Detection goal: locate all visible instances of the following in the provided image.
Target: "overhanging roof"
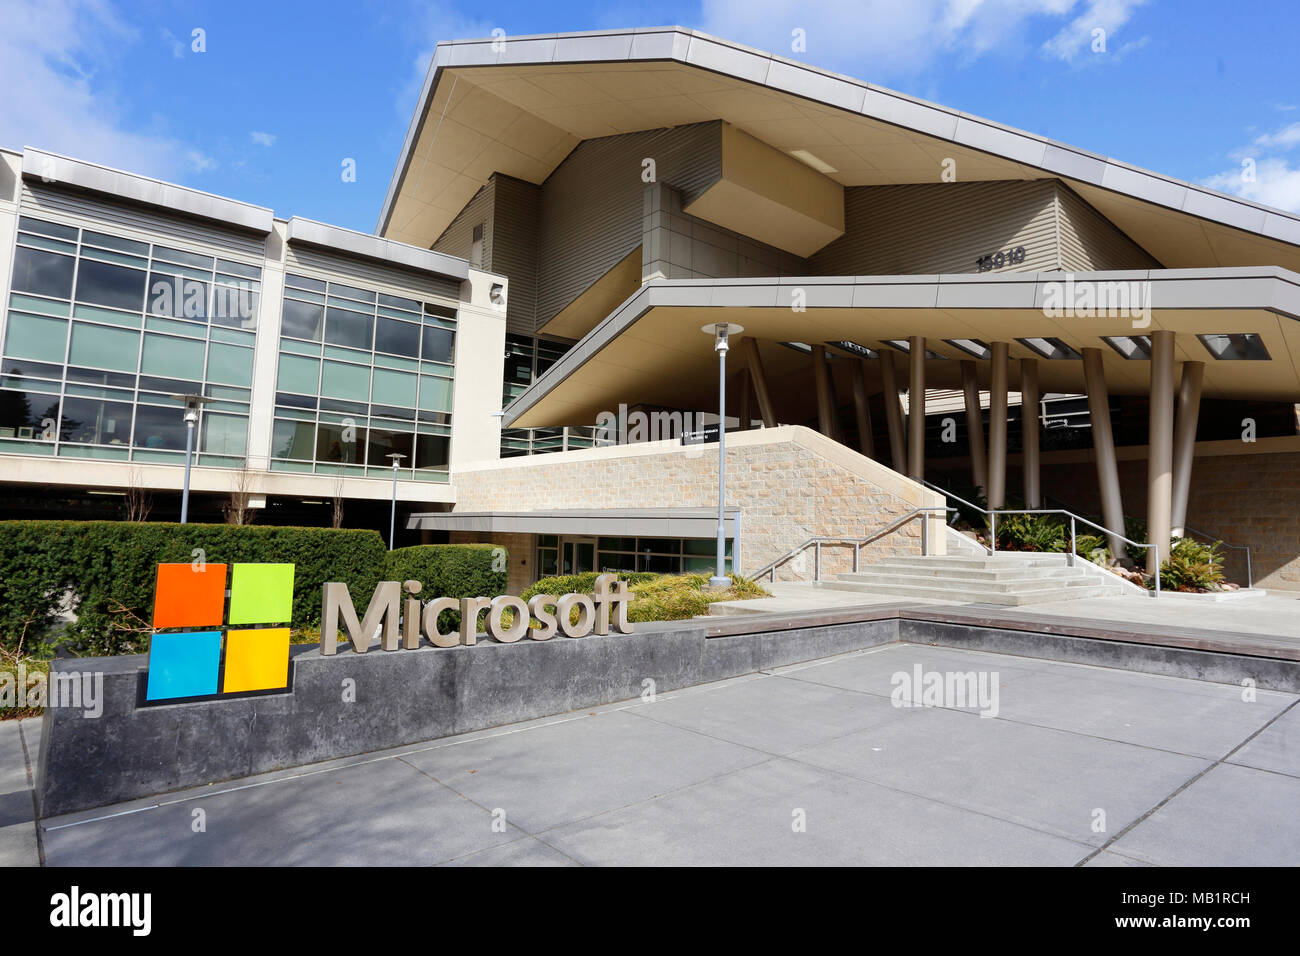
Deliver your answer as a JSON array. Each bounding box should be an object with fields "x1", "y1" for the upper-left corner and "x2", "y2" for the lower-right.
[
  {"x1": 407, "y1": 507, "x2": 739, "y2": 537},
  {"x1": 378, "y1": 26, "x2": 1300, "y2": 272},
  {"x1": 503, "y1": 269, "x2": 1300, "y2": 428}
]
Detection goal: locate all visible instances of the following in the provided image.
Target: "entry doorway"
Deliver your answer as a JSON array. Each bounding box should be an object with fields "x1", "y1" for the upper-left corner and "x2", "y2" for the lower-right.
[{"x1": 560, "y1": 537, "x2": 597, "y2": 575}]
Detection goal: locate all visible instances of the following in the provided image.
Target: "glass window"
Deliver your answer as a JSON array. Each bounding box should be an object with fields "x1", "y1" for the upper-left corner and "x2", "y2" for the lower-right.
[
  {"x1": 201, "y1": 413, "x2": 247, "y2": 456},
  {"x1": 207, "y1": 344, "x2": 253, "y2": 387},
  {"x1": 418, "y1": 375, "x2": 452, "y2": 412},
  {"x1": 330, "y1": 282, "x2": 375, "y2": 304},
  {"x1": 271, "y1": 419, "x2": 315, "y2": 460},
  {"x1": 68, "y1": 323, "x2": 139, "y2": 372},
  {"x1": 366, "y1": 428, "x2": 414, "y2": 467},
  {"x1": 280, "y1": 298, "x2": 324, "y2": 341},
  {"x1": 285, "y1": 273, "x2": 326, "y2": 293},
  {"x1": 378, "y1": 292, "x2": 420, "y2": 312},
  {"x1": 277, "y1": 354, "x2": 321, "y2": 394},
  {"x1": 375, "y1": 316, "x2": 419, "y2": 356},
  {"x1": 83, "y1": 231, "x2": 149, "y2": 256},
  {"x1": 211, "y1": 279, "x2": 258, "y2": 328},
  {"x1": 320, "y1": 361, "x2": 370, "y2": 402},
  {"x1": 4, "y1": 312, "x2": 67, "y2": 363},
  {"x1": 59, "y1": 395, "x2": 133, "y2": 445},
  {"x1": 18, "y1": 217, "x2": 78, "y2": 242},
  {"x1": 324, "y1": 306, "x2": 373, "y2": 350},
  {"x1": 371, "y1": 368, "x2": 416, "y2": 408},
  {"x1": 0, "y1": 388, "x2": 61, "y2": 439},
  {"x1": 75, "y1": 259, "x2": 146, "y2": 311},
  {"x1": 132, "y1": 404, "x2": 188, "y2": 450},
  {"x1": 316, "y1": 420, "x2": 365, "y2": 464},
  {"x1": 11, "y1": 247, "x2": 75, "y2": 300},
  {"x1": 414, "y1": 433, "x2": 449, "y2": 470},
  {"x1": 147, "y1": 273, "x2": 208, "y2": 319},
  {"x1": 153, "y1": 245, "x2": 213, "y2": 270},
  {"x1": 140, "y1": 333, "x2": 204, "y2": 380},
  {"x1": 421, "y1": 325, "x2": 455, "y2": 364}
]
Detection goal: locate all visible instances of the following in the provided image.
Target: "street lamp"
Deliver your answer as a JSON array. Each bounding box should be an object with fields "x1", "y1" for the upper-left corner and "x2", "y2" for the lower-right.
[
  {"x1": 700, "y1": 322, "x2": 744, "y2": 588},
  {"x1": 386, "y1": 452, "x2": 407, "y2": 550},
  {"x1": 171, "y1": 393, "x2": 210, "y2": 524}
]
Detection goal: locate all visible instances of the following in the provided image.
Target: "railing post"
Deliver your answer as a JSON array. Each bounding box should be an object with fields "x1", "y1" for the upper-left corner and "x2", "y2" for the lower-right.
[
  {"x1": 1154, "y1": 550, "x2": 1161, "y2": 597},
  {"x1": 990, "y1": 512, "x2": 997, "y2": 554},
  {"x1": 921, "y1": 512, "x2": 929, "y2": 556},
  {"x1": 853, "y1": 542, "x2": 859, "y2": 573},
  {"x1": 1069, "y1": 515, "x2": 1076, "y2": 568},
  {"x1": 1246, "y1": 549, "x2": 1253, "y2": 590},
  {"x1": 814, "y1": 541, "x2": 822, "y2": 582}
]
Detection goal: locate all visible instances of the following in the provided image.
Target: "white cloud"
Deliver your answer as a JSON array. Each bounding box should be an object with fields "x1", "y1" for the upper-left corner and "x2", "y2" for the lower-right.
[
  {"x1": 161, "y1": 27, "x2": 185, "y2": 59},
  {"x1": 0, "y1": 0, "x2": 214, "y2": 179},
  {"x1": 1203, "y1": 121, "x2": 1300, "y2": 213},
  {"x1": 249, "y1": 131, "x2": 277, "y2": 147},
  {"x1": 1041, "y1": 0, "x2": 1148, "y2": 63},
  {"x1": 694, "y1": 0, "x2": 1144, "y2": 79}
]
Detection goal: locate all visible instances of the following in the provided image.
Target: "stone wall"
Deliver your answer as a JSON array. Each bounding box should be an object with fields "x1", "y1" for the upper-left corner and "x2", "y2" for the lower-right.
[{"x1": 450, "y1": 426, "x2": 947, "y2": 583}]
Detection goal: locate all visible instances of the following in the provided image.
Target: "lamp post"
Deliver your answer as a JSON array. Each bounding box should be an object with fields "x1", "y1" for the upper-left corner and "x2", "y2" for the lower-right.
[
  {"x1": 386, "y1": 452, "x2": 407, "y2": 550},
  {"x1": 171, "y1": 393, "x2": 210, "y2": 524},
  {"x1": 701, "y1": 323, "x2": 743, "y2": 588}
]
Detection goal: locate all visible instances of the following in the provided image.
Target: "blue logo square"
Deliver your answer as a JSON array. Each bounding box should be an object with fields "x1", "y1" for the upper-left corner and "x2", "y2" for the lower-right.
[{"x1": 145, "y1": 631, "x2": 222, "y2": 701}]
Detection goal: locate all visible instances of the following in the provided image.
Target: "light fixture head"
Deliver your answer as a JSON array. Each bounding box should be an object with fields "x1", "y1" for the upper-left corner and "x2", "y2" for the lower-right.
[{"x1": 702, "y1": 322, "x2": 744, "y2": 352}]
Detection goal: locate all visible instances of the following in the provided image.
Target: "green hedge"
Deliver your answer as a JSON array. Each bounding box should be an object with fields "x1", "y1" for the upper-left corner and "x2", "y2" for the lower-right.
[
  {"x1": 0, "y1": 521, "x2": 387, "y2": 657},
  {"x1": 385, "y1": 544, "x2": 508, "y2": 599},
  {"x1": 519, "y1": 571, "x2": 659, "y2": 602}
]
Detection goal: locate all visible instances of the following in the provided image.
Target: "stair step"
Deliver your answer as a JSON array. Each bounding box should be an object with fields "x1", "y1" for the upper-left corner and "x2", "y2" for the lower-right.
[
  {"x1": 837, "y1": 570, "x2": 1094, "y2": 592},
  {"x1": 817, "y1": 579, "x2": 1126, "y2": 605},
  {"x1": 891, "y1": 554, "x2": 1067, "y2": 570},
  {"x1": 843, "y1": 565, "x2": 1079, "y2": 583}
]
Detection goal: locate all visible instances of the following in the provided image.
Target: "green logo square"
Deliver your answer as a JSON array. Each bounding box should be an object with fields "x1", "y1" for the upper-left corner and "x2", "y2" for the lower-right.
[{"x1": 228, "y1": 563, "x2": 295, "y2": 625}]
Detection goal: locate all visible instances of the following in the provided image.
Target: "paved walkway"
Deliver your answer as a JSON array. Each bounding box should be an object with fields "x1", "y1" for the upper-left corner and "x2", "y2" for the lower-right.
[{"x1": 22, "y1": 643, "x2": 1300, "y2": 866}]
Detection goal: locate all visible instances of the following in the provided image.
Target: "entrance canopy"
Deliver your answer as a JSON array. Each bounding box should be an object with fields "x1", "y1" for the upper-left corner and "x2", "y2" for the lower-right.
[
  {"x1": 407, "y1": 507, "x2": 740, "y2": 538},
  {"x1": 503, "y1": 269, "x2": 1300, "y2": 429}
]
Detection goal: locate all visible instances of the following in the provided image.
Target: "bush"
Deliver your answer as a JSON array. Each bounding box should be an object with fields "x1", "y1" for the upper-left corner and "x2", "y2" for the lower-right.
[
  {"x1": 1159, "y1": 537, "x2": 1225, "y2": 592},
  {"x1": 995, "y1": 513, "x2": 1066, "y2": 553},
  {"x1": 0, "y1": 521, "x2": 387, "y2": 657},
  {"x1": 522, "y1": 572, "x2": 766, "y2": 624},
  {"x1": 386, "y1": 543, "x2": 509, "y2": 632}
]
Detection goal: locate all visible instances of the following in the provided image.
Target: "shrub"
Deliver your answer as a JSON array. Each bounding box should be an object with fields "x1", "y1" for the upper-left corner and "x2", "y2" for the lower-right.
[
  {"x1": 522, "y1": 571, "x2": 766, "y2": 624},
  {"x1": 0, "y1": 521, "x2": 387, "y2": 657},
  {"x1": 386, "y1": 543, "x2": 509, "y2": 632},
  {"x1": 1159, "y1": 537, "x2": 1225, "y2": 592},
  {"x1": 994, "y1": 513, "x2": 1066, "y2": 553}
]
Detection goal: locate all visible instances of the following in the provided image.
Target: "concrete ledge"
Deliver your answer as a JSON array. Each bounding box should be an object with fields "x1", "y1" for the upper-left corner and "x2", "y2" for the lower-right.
[{"x1": 35, "y1": 617, "x2": 897, "y2": 817}]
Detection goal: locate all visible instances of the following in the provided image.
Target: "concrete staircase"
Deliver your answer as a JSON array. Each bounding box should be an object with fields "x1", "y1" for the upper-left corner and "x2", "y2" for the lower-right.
[{"x1": 816, "y1": 552, "x2": 1131, "y2": 606}]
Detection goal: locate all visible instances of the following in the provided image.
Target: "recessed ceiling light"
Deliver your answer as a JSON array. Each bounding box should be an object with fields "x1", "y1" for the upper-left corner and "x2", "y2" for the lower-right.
[
  {"x1": 790, "y1": 149, "x2": 838, "y2": 175},
  {"x1": 945, "y1": 338, "x2": 991, "y2": 359},
  {"x1": 1101, "y1": 335, "x2": 1152, "y2": 359},
  {"x1": 1017, "y1": 337, "x2": 1082, "y2": 360},
  {"x1": 1197, "y1": 333, "x2": 1270, "y2": 360}
]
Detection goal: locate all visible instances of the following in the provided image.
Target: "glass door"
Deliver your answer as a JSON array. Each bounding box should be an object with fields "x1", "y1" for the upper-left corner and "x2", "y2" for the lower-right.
[{"x1": 560, "y1": 537, "x2": 597, "y2": 575}]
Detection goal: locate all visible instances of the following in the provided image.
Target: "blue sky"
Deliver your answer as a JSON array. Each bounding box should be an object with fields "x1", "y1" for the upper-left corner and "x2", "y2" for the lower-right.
[{"x1": 2, "y1": 0, "x2": 1297, "y2": 234}]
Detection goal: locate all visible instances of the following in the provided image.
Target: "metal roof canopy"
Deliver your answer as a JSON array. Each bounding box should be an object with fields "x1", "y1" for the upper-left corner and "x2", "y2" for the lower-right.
[
  {"x1": 407, "y1": 506, "x2": 740, "y2": 537},
  {"x1": 377, "y1": 26, "x2": 1300, "y2": 273},
  {"x1": 502, "y1": 270, "x2": 1300, "y2": 428}
]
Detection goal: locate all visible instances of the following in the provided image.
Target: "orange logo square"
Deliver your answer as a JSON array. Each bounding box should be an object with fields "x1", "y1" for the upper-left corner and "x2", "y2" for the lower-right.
[{"x1": 152, "y1": 563, "x2": 228, "y2": 629}]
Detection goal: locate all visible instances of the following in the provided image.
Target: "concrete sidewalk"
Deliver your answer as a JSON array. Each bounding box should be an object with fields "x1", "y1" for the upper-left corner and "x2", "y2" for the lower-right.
[
  {"x1": 28, "y1": 643, "x2": 1300, "y2": 866},
  {"x1": 0, "y1": 720, "x2": 41, "y2": 867}
]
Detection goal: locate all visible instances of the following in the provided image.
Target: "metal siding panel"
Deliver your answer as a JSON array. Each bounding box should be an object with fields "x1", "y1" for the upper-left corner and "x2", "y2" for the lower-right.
[
  {"x1": 20, "y1": 182, "x2": 267, "y2": 260},
  {"x1": 536, "y1": 121, "x2": 722, "y2": 324},
  {"x1": 284, "y1": 245, "x2": 460, "y2": 302},
  {"x1": 807, "y1": 180, "x2": 1060, "y2": 276},
  {"x1": 1056, "y1": 182, "x2": 1163, "y2": 271},
  {"x1": 490, "y1": 175, "x2": 542, "y2": 335}
]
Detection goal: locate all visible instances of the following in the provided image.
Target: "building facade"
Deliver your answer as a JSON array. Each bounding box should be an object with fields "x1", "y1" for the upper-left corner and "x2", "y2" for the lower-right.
[{"x1": 3, "y1": 27, "x2": 1300, "y2": 590}]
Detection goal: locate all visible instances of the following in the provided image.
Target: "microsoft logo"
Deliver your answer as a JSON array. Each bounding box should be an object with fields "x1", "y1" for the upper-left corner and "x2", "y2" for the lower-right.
[{"x1": 144, "y1": 562, "x2": 295, "y2": 702}]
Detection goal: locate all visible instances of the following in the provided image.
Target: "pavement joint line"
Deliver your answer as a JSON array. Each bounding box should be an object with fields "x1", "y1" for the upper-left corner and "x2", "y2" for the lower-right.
[
  {"x1": 17, "y1": 722, "x2": 45, "y2": 865},
  {"x1": 436, "y1": 831, "x2": 585, "y2": 867},
  {"x1": 1073, "y1": 696, "x2": 1300, "y2": 867}
]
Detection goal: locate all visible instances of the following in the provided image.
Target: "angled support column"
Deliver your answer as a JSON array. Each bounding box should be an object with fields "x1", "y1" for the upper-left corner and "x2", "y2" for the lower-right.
[
  {"x1": 960, "y1": 360, "x2": 987, "y2": 496},
  {"x1": 1020, "y1": 358, "x2": 1041, "y2": 508},
  {"x1": 987, "y1": 341, "x2": 1009, "y2": 509},
  {"x1": 878, "y1": 350, "x2": 907, "y2": 473},
  {"x1": 1147, "y1": 330, "x2": 1176, "y2": 573},
  {"x1": 907, "y1": 336, "x2": 925, "y2": 479},
  {"x1": 1082, "y1": 347, "x2": 1127, "y2": 560},
  {"x1": 850, "y1": 359, "x2": 875, "y2": 458},
  {"x1": 740, "y1": 336, "x2": 777, "y2": 428},
  {"x1": 737, "y1": 367, "x2": 752, "y2": 431},
  {"x1": 1170, "y1": 360, "x2": 1205, "y2": 537},
  {"x1": 811, "y1": 345, "x2": 836, "y2": 438}
]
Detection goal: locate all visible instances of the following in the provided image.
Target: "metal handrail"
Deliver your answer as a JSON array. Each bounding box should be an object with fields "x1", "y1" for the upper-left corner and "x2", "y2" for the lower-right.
[
  {"x1": 917, "y1": 478, "x2": 1162, "y2": 597},
  {"x1": 748, "y1": 506, "x2": 954, "y2": 584},
  {"x1": 1042, "y1": 492, "x2": 1253, "y2": 589}
]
